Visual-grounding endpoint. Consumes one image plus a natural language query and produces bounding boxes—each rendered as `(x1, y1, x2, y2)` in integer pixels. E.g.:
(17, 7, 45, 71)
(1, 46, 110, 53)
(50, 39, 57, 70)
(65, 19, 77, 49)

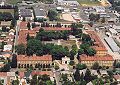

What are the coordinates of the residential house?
(62, 56, 70, 64)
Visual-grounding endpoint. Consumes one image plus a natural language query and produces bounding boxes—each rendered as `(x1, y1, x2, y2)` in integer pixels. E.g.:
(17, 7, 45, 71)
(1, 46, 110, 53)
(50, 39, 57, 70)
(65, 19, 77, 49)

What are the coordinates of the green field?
(7, 0, 23, 4)
(77, 0, 101, 6)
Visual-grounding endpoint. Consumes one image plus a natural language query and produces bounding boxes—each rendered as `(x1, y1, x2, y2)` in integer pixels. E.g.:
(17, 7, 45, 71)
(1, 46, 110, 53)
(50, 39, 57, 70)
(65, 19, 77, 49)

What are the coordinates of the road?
(54, 71, 62, 85)
(13, 20, 20, 54)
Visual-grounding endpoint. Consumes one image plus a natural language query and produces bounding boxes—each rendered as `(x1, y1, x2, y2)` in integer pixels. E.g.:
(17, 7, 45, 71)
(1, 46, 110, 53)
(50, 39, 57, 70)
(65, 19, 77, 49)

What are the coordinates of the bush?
(76, 63, 87, 70)
(69, 61, 75, 66)
(54, 65, 59, 70)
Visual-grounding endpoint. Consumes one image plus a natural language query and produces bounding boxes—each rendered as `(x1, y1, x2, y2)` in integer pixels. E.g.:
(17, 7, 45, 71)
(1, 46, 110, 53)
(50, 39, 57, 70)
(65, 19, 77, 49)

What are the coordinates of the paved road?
(13, 21, 20, 54)
(54, 71, 62, 85)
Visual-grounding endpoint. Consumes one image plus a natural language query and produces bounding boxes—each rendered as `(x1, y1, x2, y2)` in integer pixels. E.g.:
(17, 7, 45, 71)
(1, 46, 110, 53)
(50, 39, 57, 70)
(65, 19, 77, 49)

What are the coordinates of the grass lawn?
(77, 0, 101, 6)
(7, 0, 23, 4)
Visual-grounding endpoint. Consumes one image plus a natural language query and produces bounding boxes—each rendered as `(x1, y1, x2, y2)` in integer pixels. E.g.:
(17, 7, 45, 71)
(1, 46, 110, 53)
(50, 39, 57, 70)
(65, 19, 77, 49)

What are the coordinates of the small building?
(3, 44, 12, 52)
(62, 56, 70, 64)
(0, 21, 11, 28)
(34, 8, 46, 20)
(93, 6, 105, 13)
(57, 0, 79, 6)
(108, 28, 118, 36)
(19, 8, 33, 21)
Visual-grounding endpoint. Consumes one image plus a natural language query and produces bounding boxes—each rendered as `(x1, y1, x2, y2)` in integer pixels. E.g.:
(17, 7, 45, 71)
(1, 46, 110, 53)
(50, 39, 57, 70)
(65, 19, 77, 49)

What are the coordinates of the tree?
(74, 69, 80, 81)
(16, 44, 26, 55)
(47, 9, 58, 21)
(26, 33, 30, 41)
(101, 17, 105, 23)
(12, 79, 19, 85)
(70, 49, 76, 60)
(78, 48, 84, 55)
(69, 61, 75, 66)
(76, 64, 87, 70)
(26, 39, 43, 56)
(0, 63, 10, 72)
(84, 68, 92, 83)
(91, 62, 99, 70)
(46, 80, 54, 85)
(61, 74, 68, 81)
(86, 48, 96, 56)
(27, 22, 31, 30)
(113, 60, 117, 68)
(22, 17, 25, 21)
(11, 54, 17, 68)
(11, 18, 16, 27)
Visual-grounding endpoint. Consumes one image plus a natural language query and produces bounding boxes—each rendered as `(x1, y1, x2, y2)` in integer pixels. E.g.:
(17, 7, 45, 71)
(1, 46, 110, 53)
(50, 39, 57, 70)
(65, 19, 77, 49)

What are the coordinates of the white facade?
(62, 56, 70, 64)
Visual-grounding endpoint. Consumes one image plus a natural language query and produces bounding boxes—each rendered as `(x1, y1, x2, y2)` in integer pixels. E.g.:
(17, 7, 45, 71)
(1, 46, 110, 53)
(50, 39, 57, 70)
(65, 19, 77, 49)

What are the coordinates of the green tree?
(16, 44, 26, 55)
(76, 64, 87, 70)
(27, 22, 31, 30)
(78, 48, 84, 55)
(74, 69, 80, 81)
(46, 80, 54, 85)
(26, 39, 43, 56)
(86, 48, 96, 56)
(69, 61, 75, 66)
(61, 74, 68, 81)
(91, 62, 99, 70)
(47, 9, 58, 21)
(84, 68, 92, 83)
(11, 54, 17, 68)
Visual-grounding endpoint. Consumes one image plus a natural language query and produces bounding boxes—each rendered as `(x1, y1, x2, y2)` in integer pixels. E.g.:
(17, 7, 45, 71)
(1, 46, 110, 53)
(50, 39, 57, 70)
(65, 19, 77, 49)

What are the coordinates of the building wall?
(81, 60, 114, 67)
(17, 60, 52, 68)
(96, 50, 107, 56)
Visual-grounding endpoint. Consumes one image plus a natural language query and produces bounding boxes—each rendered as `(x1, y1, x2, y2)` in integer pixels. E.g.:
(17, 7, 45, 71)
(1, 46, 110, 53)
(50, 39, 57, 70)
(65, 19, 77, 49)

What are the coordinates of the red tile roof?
(20, 21, 28, 30)
(80, 54, 114, 61)
(19, 72, 24, 79)
(31, 71, 52, 76)
(0, 72, 7, 77)
(17, 55, 52, 61)
(18, 30, 37, 45)
(86, 30, 107, 51)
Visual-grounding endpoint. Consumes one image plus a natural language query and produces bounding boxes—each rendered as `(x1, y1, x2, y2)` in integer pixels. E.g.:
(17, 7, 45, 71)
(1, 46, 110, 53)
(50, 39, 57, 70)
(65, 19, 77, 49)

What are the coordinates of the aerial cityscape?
(0, 0, 120, 85)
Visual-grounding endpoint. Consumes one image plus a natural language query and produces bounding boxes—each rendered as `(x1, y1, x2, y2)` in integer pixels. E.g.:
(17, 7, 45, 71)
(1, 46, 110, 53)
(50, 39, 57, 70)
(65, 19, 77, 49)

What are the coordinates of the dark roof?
(19, 9, 32, 17)
(34, 8, 46, 17)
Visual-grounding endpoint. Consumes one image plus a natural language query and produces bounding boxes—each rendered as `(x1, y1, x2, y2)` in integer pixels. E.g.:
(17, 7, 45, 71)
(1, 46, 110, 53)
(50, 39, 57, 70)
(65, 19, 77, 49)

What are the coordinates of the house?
(92, 6, 105, 13)
(79, 54, 114, 67)
(99, 70, 108, 77)
(17, 55, 52, 68)
(62, 56, 70, 64)
(19, 8, 33, 21)
(34, 7, 46, 20)
(108, 28, 118, 36)
(3, 44, 12, 52)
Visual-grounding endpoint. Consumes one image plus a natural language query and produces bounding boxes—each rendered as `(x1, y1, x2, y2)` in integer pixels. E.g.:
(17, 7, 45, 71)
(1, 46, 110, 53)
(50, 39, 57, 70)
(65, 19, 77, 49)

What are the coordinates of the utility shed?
(104, 37, 120, 52)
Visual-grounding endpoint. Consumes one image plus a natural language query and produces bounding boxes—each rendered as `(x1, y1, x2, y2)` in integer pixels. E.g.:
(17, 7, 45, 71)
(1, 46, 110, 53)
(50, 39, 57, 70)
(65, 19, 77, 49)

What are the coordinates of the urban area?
(0, 0, 120, 85)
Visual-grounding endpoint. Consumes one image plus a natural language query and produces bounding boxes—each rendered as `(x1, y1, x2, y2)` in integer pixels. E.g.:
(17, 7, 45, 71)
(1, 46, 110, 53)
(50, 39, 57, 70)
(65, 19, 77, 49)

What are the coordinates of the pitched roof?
(20, 21, 28, 30)
(80, 54, 114, 61)
(31, 71, 52, 76)
(17, 55, 52, 61)
(18, 30, 36, 44)
(86, 30, 107, 51)
(0, 72, 7, 77)
(19, 9, 32, 17)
